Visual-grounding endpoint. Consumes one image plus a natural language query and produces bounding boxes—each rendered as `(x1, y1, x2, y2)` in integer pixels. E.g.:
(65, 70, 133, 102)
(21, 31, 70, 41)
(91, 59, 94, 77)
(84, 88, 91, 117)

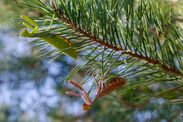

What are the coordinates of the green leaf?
(20, 29, 33, 37)
(20, 14, 77, 59)
(20, 15, 38, 27)
(41, 36, 77, 59)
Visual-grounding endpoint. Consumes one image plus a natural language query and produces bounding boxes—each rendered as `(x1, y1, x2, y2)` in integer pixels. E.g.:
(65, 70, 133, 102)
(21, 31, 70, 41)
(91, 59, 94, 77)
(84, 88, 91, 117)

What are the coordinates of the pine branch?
(19, 0, 183, 104)
(50, 0, 183, 78)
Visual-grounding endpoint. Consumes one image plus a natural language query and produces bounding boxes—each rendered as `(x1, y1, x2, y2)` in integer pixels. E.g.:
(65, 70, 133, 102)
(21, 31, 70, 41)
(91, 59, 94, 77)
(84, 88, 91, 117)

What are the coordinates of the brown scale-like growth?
(95, 77, 126, 100)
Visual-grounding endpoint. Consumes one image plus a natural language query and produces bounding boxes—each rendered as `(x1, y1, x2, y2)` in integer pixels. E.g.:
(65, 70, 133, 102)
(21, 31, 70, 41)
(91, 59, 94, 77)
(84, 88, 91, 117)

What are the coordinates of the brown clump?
(96, 77, 126, 99)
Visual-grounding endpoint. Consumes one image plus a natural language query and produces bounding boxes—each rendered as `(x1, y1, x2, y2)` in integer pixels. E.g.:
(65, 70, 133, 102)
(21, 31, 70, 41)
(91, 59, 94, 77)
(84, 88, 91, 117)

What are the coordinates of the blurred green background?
(1, 0, 183, 122)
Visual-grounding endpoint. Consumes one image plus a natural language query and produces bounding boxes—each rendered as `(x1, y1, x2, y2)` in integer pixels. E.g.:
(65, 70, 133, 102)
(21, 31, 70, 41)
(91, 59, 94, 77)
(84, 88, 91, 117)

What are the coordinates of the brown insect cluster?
(66, 76, 126, 111)
(95, 77, 126, 99)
